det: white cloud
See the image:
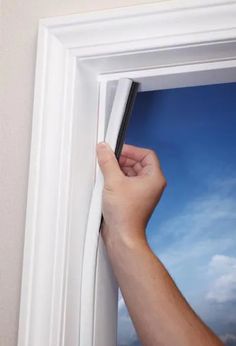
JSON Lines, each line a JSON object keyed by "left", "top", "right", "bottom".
{"left": 150, "top": 178, "right": 236, "bottom": 275}
{"left": 118, "top": 294, "right": 126, "bottom": 311}
{"left": 220, "top": 334, "right": 236, "bottom": 346}
{"left": 157, "top": 193, "right": 236, "bottom": 242}
{"left": 118, "top": 291, "right": 138, "bottom": 346}
{"left": 208, "top": 255, "right": 236, "bottom": 274}
{"left": 206, "top": 255, "right": 236, "bottom": 303}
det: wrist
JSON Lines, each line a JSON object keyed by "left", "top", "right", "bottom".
{"left": 101, "top": 223, "right": 148, "bottom": 252}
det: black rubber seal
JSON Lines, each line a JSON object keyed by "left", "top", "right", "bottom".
{"left": 114, "top": 81, "right": 139, "bottom": 160}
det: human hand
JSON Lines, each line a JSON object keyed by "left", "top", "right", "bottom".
{"left": 96, "top": 142, "right": 167, "bottom": 243}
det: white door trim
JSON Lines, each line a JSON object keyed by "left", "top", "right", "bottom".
{"left": 18, "top": 1, "right": 236, "bottom": 345}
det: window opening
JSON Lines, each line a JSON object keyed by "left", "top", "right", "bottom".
{"left": 117, "top": 82, "right": 236, "bottom": 346}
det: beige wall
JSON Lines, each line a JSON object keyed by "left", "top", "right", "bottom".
{"left": 0, "top": 0, "right": 165, "bottom": 344}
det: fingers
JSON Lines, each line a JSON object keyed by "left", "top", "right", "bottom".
{"left": 97, "top": 142, "right": 122, "bottom": 183}
{"left": 121, "top": 144, "right": 161, "bottom": 168}
{"left": 97, "top": 142, "right": 164, "bottom": 182}
{"left": 119, "top": 155, "right": 137, "bottom": 167}
{"left": 121, "top": 144, "right": 152, "bottom": 162}
{"left": 122, "top": 166, "right": 137, "bottom": 177}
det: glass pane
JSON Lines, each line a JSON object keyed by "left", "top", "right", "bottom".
{"left": 117, "top": 82, "right": 236, "bottom": 346}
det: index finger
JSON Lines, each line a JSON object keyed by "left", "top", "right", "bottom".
{"left": 121, "top": 144, "right": 160, "bottom": 167}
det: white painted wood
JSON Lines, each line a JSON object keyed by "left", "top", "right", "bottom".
{"left": 93, "top": 236, "right": 118, "bottom": 346}
{"left": 80, "top": 78, "right": 134, "bottom": 346}
{"left": 18, "top": 1, "right": 236, "bottom": 346}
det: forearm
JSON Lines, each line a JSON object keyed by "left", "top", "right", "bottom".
{"left": 97, "top": 143, "right": 223, "bottom": 345}
{"left": 103, "top": 227, "right": 223, "bottom": 346}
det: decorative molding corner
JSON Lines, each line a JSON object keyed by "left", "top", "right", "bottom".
{"left": 18, "top": 1, "right": 236, "bottom": 345}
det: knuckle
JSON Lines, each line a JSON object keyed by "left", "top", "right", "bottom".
{"left": 100, "top": 157, "right": 109, "bottom": 166}
{"left": 149, "top": 149, "right": 160, "bottom": 166}
{"left": 148, "top": 149, "right": 156, "bottom": 157}
{"left": 99, "top": 153, "right": 112, "bottom": 166}
{"left": 154, "top": 174, "right": 167, "bottom": 190}
{"left": 162, "top": 177, "right": 167, "bottom": 189}
{"left": 104, "top": 183, "right": 113, "bottom": 193}
{"left": 105, "top": 176, "right": 122, "bottom": 190}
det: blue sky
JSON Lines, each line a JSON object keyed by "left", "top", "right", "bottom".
{"left": 118, "top": 82, "right": 236, "bottom": 346}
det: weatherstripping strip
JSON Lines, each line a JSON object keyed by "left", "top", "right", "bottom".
{"left": 115, "top": 81, "right": 139, "bottom": 159}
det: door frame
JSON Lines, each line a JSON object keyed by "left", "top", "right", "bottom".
{"left": 18, "top": 1, "right": 236, "bottom": 345}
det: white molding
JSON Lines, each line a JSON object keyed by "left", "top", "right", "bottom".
{"left": 18, "top": 1, "right": 236, "bottom": 346}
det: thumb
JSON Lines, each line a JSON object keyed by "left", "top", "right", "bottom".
{"left": 96, "top": 142, "right": 122, "bottom": 183}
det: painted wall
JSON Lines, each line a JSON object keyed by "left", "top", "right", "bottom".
{"left": 0, "top": 1, "right": 168, "bottom": 345}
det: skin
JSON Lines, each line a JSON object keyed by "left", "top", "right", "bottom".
{"left": 96, "top": 142, "right": 223, "bottom": 346}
